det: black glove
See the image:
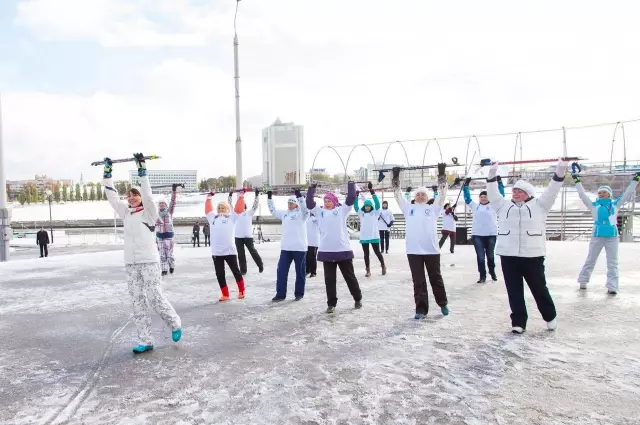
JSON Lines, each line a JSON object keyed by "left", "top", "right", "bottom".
{"left": 367, "top": 182, "right": 374, "bottom": 194}
{"left": 311, "top": 183, "right": 318, "bottom": 189}
{"left": 496, "top": 175, "right": 502, "bottom": 183}
{"left": 133, "top": 153, "right": 146, "bottom": 177}
{"left": 406, "top": 186, "right": 412, "bottom": 193}
{"left": 172, "top": 183, "right": 178, "bottom": 192}
{"left": 267, "top": 190, "right": 273, "bottom": 199}
{"left": 356, "top": 190, "right": 360, "bottom": 197}
{"left": 103, "top": 157, "right": 113, "bottom": 179}
{"left": 255, "top": 188, "right": 260, "bottom": 197}
{"left": 389, "top": 221, "right": 394, "bottom": 228}
{"left": 392, "top": 167, "right": 401, "bottom": 187}
{"left": 464, "top": 177, "right": 472, "bottom": 186}
{"left": 437, "top": 162, "right": 446, "bottom": 177}
{"left": 571, "top": 173, "right": 581, "bottom": 184}
{"left": 431, "top": 185, "right": 438, "bottom": 192}
{"left": 634, "top": 172, "right": 640, "bottom": 182}
{"left": 453, "top": 177, "right": 462, "bottom": 186}
{"left": 294, "top": 189, "right": 302, "bottom": 198}
{"left": 229, "top": 191, "right": 233, "bottom": 198}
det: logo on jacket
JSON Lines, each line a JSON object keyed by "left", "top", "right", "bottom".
{"left": 409, "top": 209, "right": 414, "bottom": 216}
{"left": 424, "top": 209, "right": 432, "bottom": 217}
{"left": 332, "top": 210, "right": 339, "bottom": 216}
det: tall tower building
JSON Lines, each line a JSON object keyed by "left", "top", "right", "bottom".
{"left": 262, "top": 118, "right": 304, "bottom": 186}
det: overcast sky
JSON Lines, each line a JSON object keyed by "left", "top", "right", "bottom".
{"left": 2, "top": 0, "right": 640, "bottom": 183}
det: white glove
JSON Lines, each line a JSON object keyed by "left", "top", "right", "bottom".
{"left": 488, "top": 163, "right": 500, "bottom": 180}
{"left": 555, "top": 160, "right": 568, "bottom": 177}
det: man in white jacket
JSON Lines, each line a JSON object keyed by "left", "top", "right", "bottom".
{"left": 267, "top": 189, "right": 309, "bottom": 301}
{"left": 103, "top": 154, "right": 182, "bottom": 354}
{"left": 487, "top": 160, "right": 567, "bottom": 334}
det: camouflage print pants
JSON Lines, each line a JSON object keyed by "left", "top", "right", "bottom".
{"left": 125, "top": 263, "right": 181, "bottom": 346}
{"left": 156, "top": 238, "right": 175, "bottom": 272}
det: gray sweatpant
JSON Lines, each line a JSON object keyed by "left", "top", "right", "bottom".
{"left": 126, "top": 263, "right": 181, "bottom": 345}
{"left": 577, "top": 237, "right": 619, "bottom": 291}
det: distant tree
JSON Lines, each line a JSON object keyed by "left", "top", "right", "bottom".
{"left": 311, "top": 173, "right": 330, "bottom": 183}
{"left": 53, "top": 184, "right": 61, "bottom": 203}
{"left": 62, "top": 184, "right": 68, "bottom": 202}
{"left": 18, "top": 190, "right": 27, "bottom": 206}
{"left": 89, "top": 185, "right": 96, "bottom": 201}
{"left": 68, "top": 187, "right": 74, "bottom": 202}
{"left": 6, "top": 185, "right": 11, "bottom": 201}
{"left": 95, "top": 183, "right": 102, "bottom": 199}
{"left": 82, "top": 186, "right": 88, "bottom": 201}
{"left": 75, "top": 183, "right": 82, "bottom": 201}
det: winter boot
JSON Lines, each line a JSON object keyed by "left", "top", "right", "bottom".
{"left": 161, "top": 270, "right": 168, "bottom": 276}
{"left": 169, "top": 268, "right": 174, "bottom": 274}
{"left": 477, "top": 277, "right": 486, "bottom": 283}
{"left": 355, "top": 300, "right": 362, "bottom": 309}
{"left": 326, "top": 306, "right": 336, "bottom": 314}
{"left": 172, "top": 328, "right": 182, "bottom": 342}
{"left": 258, "top": 265, "right": 264, "bottom": 273}
{"left": 414, "top": 313, "right": 425, "bottom": 320}
{"left": 365, "top": 268, "right": 371, "bottom": 278}
{"left": 237, "top": 279, "right": 246, "bottom": 299}
{"left": 272, "top": 296, "right": 286, "bottom": 302}
{"left": 132, "top": 345, "right": 154, "bottom": 354}
{"left": 579, "top": 282, "right": 587, "bottom": 289}
{"left": 490, "top": 272, "right": 497, "bottom": 281}
{"left": 310, "top": 273, "right": 316, "bottom": 278}
{"left": 607, "top": 289, "right": 617, "bottom": 295}
{"left": 441, "top": 306, "right": 449, "bottom": 316}
{"left": 295, "top": 296, "right": 303, "bottom": 301}
{"left": 381, "top": 264, "right": 387, "bottom": 276}
{"left": 219, "top": 285, "right": 230, "bottom": 302}
{"left": 511, "top": 327, "right": 525, "bottom": 334}
{"left": 546, "top": 319, "right": 557, "bottom": 331}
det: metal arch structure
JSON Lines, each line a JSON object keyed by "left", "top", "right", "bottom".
{"left": 380, "top": 140, "right": 411, "bottom": 169}
{"left": 344, "top": 144, "right": 378, "bottom": 184}
{"left": 464, "top": 135, "right": 482, "bottom": 176}
{"left": 309, "top": 145, "right": 348, "bottom": 183}
{"left": 512, "top": 132, "right": 523, "bottom": 176}
{"left": 610, "top": 122, "right": 628, "bottom": 172}
{"left": 419, "top": 139, "right": 444, "bottom": 185}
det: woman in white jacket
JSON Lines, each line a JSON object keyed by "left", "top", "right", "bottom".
{"left": 103, "top": 154, "right": 182, "bottom": 354}
{"left": 392, "top": 165, "right": 450, "bottom": 320}
{"left": 487, "top": 160, "right": 567, "bottom": 334}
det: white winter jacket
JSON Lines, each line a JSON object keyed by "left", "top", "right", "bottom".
{"left": 488, "top": 176, "right": 564, "bottom": 258}
{"left": 104, "top": 177, "right": 160, "bottom": 265}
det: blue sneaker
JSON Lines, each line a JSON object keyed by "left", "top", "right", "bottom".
{"left": 414, "top": 313, "right": 425, "bottom": 320}
{"left": 172, "top": 328, "right": 182, "bottom": 342}
{"left": 441, "top": 306, "right": 449, "bottom": 316}
{"left": 132, "top": 345, "right": 153, "bottom": 354}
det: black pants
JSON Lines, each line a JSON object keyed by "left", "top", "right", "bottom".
{"left": 39, "top": 244, "right": 49, "bottom": 257}
{"left": 500, "top": 256, "right": 556, "bottom": 329}
{"left": 439, "top": 230, "right": 456, "bottom": 253}
{"left": 362, "top": 243, "right": 384, "bottom": 269}
{"left": 193, "top": 234, "right": 200, "bottom": 247}
{"left": 212, "top": 255, "right": 243, "bottom": 288}
{"left": 306, "top": 246, "right": 318, "bottom": 274}
{"left": 472, "top": 235, "right": 496, "bottom": 278}
{"left": 379, "top": 230, "right": 390, "bottom": 252}
{"left": 323, "top": 259, "right": 362, "bottom": 307}
{"left": 407, "top": 254, "right": 448, "bottom": 315}
{"left": 235, "top": 237, "right": 263, "bottom": 274}
{"left": 204, "top": 234, "right": 210, "bottom": 246}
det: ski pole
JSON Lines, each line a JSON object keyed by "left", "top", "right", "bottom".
{"left": 479, "top": 156, "right": 584, "bottom": 167}
{"left": 152, "top": 183, "right": 185, "bottom": 190}
{"left": 91, "top": 155, "right": 161, "bottom": 166}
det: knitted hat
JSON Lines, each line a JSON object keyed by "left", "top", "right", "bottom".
{"left": 287, "top": 196, "right": 300, "bottom": 206}
{"left": 513, "top": 180, "right": 535, "bottom": 198}
{"left": 598, "top": 186, "right": 613, "bottom": 197}
{"left": 157, "top": 195, "right": 167, "bottom": 205}
{"left": 323, "top": 192, "right": 340, "bottom": 206}
{"left": 362, "top": 199, "right": 373, "bottom": 211}
{"left": 414, "top": 186, "right": 429, "bottom": 196}
{"left": 479, "top": 190, "right": 487, "bottom": 197}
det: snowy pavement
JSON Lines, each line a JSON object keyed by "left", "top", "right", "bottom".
{"left": 1, "top": 241, "right": 639, "bottom": 425}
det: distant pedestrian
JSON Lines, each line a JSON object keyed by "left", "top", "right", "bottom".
{"left": 378, "top": 200, "right": 394, "bottom": 254}
{"left": 36, "top": 227, "right": 50, "bottom": 258}
{"left": 439, "top": 203, "right": 458, "bottom": 254}
{"left": 192, "top": 222, "right": 200, "bottom": 247}
{"left": 203, "top": 222, "right": 210, "bottom": 246}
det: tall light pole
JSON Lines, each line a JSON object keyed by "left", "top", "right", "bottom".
{"left": 234, "top": 0, "right": 243, "bottom": 189}
{"left": 45, "top": 189, "right": 54, "bottom": 243}
{"left": 0, "top": 92, "right": 11, "bottom": 262}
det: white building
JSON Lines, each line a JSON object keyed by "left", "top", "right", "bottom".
{"left": 129, "top": 170, "right": 198, "bottom": 194}
{"left": 305, "top": 168, "right": 327, "bottom": 183}
{"left": 262, "top": 118, "right": 304, "bottom": 186}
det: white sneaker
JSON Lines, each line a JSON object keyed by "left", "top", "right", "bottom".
{"left": 579, "top": 283, "right": 587, "bottom": 290}
{"left": 511, "top": 326, "right": 525, "bottom": 334}
{"left": 547, "top": 319, "right": 557, "bottom": 331}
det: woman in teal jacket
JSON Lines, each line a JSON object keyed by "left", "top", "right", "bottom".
{"left": 354, "top": 183, "right": 386, "bottom": 277}
{"left": 573, "top": 172, "right": 639, "bottom": 294}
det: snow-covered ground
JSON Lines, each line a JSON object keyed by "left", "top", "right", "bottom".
{"left": 1, "top": 241, "right": 639, "bottom": 424}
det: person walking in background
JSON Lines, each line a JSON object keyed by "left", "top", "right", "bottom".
{"left": 192, "top": 221, "right": 200, "bottom": 247}
{"left": 155, "top": 184, "right": 179, "bottom": 276}
{"left": 267, "top": 189, "right": 309, "bottom": 301}
{"left": 306, "top": 183, "right": 363, "bottom": 314}
{"left": 487, "top": 160, "right": 567, "bottom": 334}
{"left": 36, "top": 227, "right": 50, "bottom": 258}
{"left": 573, "top": 171, "right": 640, "bottom": 294}
{"left": 354, "top": 182, "right": 386, "bottom": 277}
{"left": 203, "top": 221, "right": 210, "bottom": 247}
{"left": 306, "top": 210, "right": 319, "bottom": 277}
{"left": 392, "top": 165, "right": 450, "bottom": 320}
{"left": 205, "top": 191, "right": 246, "bottom": 301}
{"left": 463, "top": 177, "right": 505, "bottom": 283}
{"left": 438, "top": 202, "right": 458, "bottom": 254}
{"left": 229, "top": 190, "right": 264, "bottom": 275}
{"left": 378, "top": 200, "right": 394, "bottom": 254}
{"left": 103, "top": 154, "right": 182, "bottom": 354}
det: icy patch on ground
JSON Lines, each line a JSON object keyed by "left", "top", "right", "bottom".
{"left": 1, "top": 241, "right": 639, "bottom": 424}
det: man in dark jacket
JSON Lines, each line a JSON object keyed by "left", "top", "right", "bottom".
{"left": 192, "top": 222, "right": 201, "bottom": 247}
{"left": 203, "top": 222, "right": 210, "bottom": 246}
{"left": 36, "top": 227, "right": 50, "bottom": 258}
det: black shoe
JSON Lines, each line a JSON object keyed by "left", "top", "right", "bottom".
{"left": 355, "top": 300, "right": 362, "bottom": 309}
{"left": 169, "top": 268, "right": 174, "bottom": 274}
{"left": 258, "top": 266, "right": 264, "bottom": 273}
{"left": 295, "top": 296, "right": 303, "bottom": 301}
{"left": 385, "top": 251, "right": 388, "bottom": 254}
{"left": 161, "top": 271, "right": 168, "bottom": 276}
{"left": 490, "top": 273, "right": 497, "bottom": 281}
{"left": 272, "top": 296, "right": 286, "bottom": 302}
{"left": 241, "top": 271, "right": 247, "bottom": 276}
{"left": 477, "top": 277, "right": 486, "bottom": 283}
{"left": 310, "top": 273, "right": 316, "bottom": 278}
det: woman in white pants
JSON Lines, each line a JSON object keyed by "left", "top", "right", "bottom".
{"left": 103, "top": 154, "right": 182, "bottom": 354}
{"left": 573, "top": 172, "right": 639, "bottom": 294}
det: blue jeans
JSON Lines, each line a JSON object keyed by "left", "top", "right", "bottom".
{"left": 472, "top": 235, "right": 496, "bottom": 278}
{"left": 276, "top": 250, "right": 307, "bottom": 298}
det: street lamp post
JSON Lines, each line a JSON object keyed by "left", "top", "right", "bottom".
{"left": 45, "top": 189, "right": 54, "bottom": 244}
{"left": 234, "top": 0, "right": 243, "bottom": 189}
